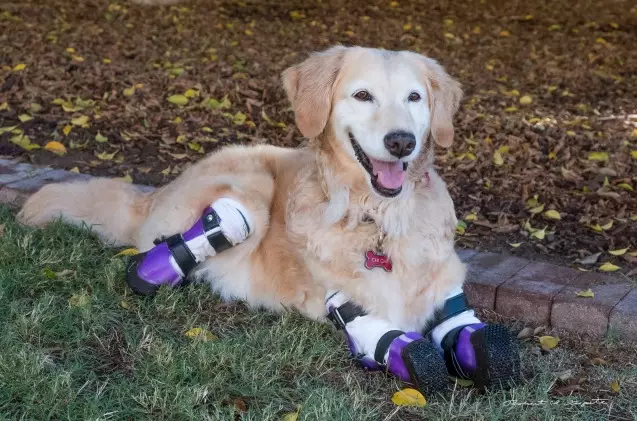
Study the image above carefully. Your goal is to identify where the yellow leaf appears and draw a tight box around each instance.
[10,134,40,150]
[188,142,204,153]
[454,378,474,387]
[519,95,533,105]
[599,262,620,272]
[184,89,199,98]
[167,94,189,106]
[161,167,171,175]
[282,405,301,421]
[601,221,613,230]
[611,380,620,393]
[464,213,477,221]
[103,58,112,64]
[403,23,412,31]
[499,30,510,37]
[71,115,89,126]
[70,167,80,173]
[44,141,67,156]
[176,134,187,144]
[505,106,518,112]
[115,174,133,183]
[493,150,504,166]
[539,335,560,350]
[95,132,108,143]
[66,47,76,53]
[13,63,26,71]
[0,125,18,134]
[120,300,131,309]
[588,151,609,162]
[184,327,216,341]
[609,248,628,256]
[631,151,637,159]
[617,183,633,191]
[530,227,546,240]
[115,248,139,257]
[456,221,467,235]
[18,114,33,122]
[576,288,595,298]
[123,86,135,97]
[391,388,427,407]
[543,210,561,220]
[69,292,90,307]
[95,151,117,160]
[529,204,545,215]
[0,102,8,110]
[509,242,522,248]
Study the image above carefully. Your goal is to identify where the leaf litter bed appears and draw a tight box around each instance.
[0,0,636,275]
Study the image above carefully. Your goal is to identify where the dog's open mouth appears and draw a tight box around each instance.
[349,133,407,198]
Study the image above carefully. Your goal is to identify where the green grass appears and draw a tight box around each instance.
[0,205,635,421]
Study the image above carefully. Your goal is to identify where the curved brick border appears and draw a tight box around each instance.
[1,156,635,341]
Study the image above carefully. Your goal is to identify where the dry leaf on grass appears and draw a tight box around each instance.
[391,388,427,407]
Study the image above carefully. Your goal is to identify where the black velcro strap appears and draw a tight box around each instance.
[202,208,233,253]
[327,302,366,330]
[165,234,198,276]
[423,293,471,335]
[374,330,404,364]
[441,326,470,379]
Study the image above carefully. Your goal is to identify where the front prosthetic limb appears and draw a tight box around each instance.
[125,198,253,296]
[325,291,449,395]
[425,287,521,390]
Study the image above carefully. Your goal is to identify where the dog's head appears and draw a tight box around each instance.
[283,46,462,199]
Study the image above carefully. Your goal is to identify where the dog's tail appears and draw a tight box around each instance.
[17,178,154,246]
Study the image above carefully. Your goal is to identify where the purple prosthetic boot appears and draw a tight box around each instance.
[125,198,252,296]
[426,293,521,391]
[326,294,450,395]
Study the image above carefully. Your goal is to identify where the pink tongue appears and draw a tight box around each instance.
[369,158,405,189]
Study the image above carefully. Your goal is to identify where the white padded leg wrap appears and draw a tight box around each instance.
[212,197,253,245]
[325,291,400,363]
[430,286,481,351]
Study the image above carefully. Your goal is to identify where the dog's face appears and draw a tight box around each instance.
[283,46,462,198]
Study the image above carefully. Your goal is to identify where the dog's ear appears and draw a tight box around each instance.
[419,57,463,148]
[282,46,347,139]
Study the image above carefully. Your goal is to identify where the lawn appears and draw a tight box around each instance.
[1,205,636,421]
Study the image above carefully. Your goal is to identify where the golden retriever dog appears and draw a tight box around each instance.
[18,45,464,333]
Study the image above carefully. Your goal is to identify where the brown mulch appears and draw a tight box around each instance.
[1,0,636,273]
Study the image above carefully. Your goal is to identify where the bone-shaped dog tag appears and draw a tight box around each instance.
[364,250,392,272]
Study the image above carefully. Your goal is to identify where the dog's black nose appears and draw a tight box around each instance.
[383,131,416,158]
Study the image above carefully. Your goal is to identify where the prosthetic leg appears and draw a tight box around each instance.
[125,198,253,296]
[325,291,450,395]
[326,287,520,394]
[424,287,521,390]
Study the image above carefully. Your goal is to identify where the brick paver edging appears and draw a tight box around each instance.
[1,156,635,341]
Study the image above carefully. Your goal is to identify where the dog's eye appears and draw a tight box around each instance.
[353,90,373,102]
[408,92,421,102]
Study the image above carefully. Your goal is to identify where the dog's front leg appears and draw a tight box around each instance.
[325,291,450,395]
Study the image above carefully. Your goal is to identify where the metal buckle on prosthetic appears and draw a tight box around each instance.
[327,301,367,330]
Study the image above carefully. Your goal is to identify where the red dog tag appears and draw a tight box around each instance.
[364,250,392,272]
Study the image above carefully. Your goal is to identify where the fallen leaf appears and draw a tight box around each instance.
[617,183,634,191]
[493,150,504,166]
[391,388,427,407]
[95,151,117,160]
[115,248,139,257]
[529,204,545,214]
[282,405,301,421]
[71,115,89,127]
[10,134,40,150]
[184,327,217,341]
[611,380,620,393]
[0,125,18,134]
[576,252,602,265]
[123,86,135,97]
[509,242,522,248]
[119,300,131,309]
[464,212,477,221]
[44,141,67,156]
[167,94,189,106]
[62,125,72,136]
[517,327,533,340]
[184,88,199,98]
[539,335,560,350]
[95,132,108,143]
[588,151,609,162]
[609,248,628,256]
[42,267,57,279]
[18,114,33,122]
[453,378,474,387]
[533,326,546,335]
[543,210,561,220]
[456,220,467,235]
[599,262,620,272]
[114,174,133,183]
[576,288,594,298]
[69,292,90,307]
[601,221,613,231]
[530,226,546,240]
[519,95,533,105]
[13,63,26,71]
[69,167,80,173]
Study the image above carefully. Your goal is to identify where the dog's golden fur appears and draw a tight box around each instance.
[18,46,465,332]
